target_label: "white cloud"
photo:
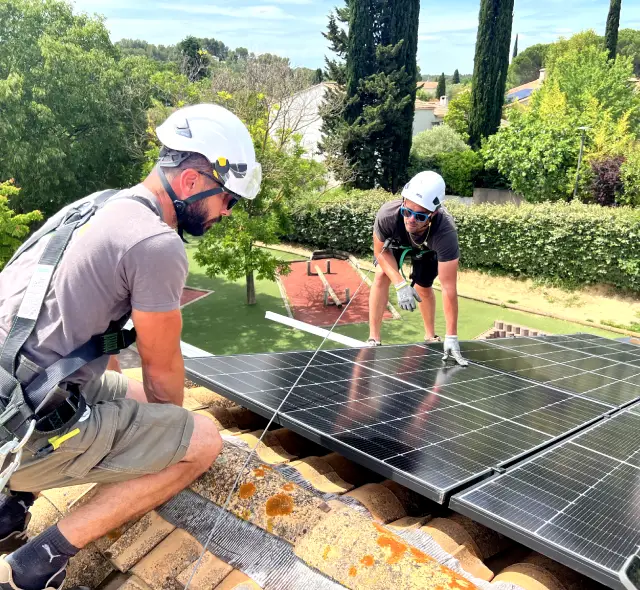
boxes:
[158,3,294,20]
[264,0,312,4]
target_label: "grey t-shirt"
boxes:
[373,199,460,262]
[0,184,188,387]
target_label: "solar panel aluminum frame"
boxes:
[450,410,639,590]
[184,342,615,504]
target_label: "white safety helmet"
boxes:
[401,171,446,212]
[156,103,261,200]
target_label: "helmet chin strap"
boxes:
[158,167,225,223]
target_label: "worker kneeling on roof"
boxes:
[0,104,261,590]
[368,171,468,366]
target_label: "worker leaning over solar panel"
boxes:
[0,104,261,590]
[367,170,469,367]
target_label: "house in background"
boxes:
[417,80,439,94]
[506,68,546,105]
[414,96,449,135]
[272,82,450,162]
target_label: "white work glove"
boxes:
[394,280,422,312]
[442,335,469,366]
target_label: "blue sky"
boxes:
[72,0,640,74]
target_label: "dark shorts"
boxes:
[382,249,439,288]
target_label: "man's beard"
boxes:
[179,201,220,236]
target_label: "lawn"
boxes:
[181,244,617,355]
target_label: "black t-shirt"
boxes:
[373,199,460,262]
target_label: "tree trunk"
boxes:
[246,271,256,305]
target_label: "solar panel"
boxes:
[423,334,640,408]
[451,403,640,589]
[185,337,617,503]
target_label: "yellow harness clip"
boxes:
[48,428,81,450]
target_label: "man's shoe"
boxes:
[0,514,30,553]
[366,338,381,347]
[424,335,441,343]
[0,555,66,590]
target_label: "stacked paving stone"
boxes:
[29,371,607,590]
[476,321,547,340]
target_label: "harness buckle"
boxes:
[0,419,35,492]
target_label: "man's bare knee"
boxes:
[373,267,391,288]
[182,414,223,473]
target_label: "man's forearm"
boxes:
[442,287,459,335]
[142,355,185,406]
[378,250,404,285]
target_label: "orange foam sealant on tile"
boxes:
[253,468,266,477]
[282,483,295,492]
[360,555,375,567]
[323,546,332,560]
[410,546,435,564]
[239,483,256,499]
[348,566,358,577]
[265,494,294,517]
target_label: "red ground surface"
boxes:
[180,287,210,307]
[279,259,392,326]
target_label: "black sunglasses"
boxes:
[198,171,239,210]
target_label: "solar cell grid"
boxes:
[452,404,640,588]
[185,335,617,502]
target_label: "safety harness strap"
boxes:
[0,222,77,376]
[24,324,136,413]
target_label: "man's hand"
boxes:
[394,280,422,312]
[132,308,185,405]
[442,335,469,366]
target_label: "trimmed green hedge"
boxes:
[288,190,640,291]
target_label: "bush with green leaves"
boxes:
[288,189,640,291]
[411,125,469,168]
[436,150,483,197]
[0,180,42,270]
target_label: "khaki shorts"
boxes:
[9,371,195,493]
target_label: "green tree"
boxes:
[436,72,446,98]
[506,43,548,88]
[512,34,518,59]
[444,89,472,141]
[605,0,622,60]
[483,42,639,203]
[452,69,461,84]
[178,36,210,81]
[469,0,515,148]
[0,180,42,269]
[409,124,470,176]
[322,0,420,191]
[618,28,640,76]
[313,68,324,84]
[192,58,327,304]
[0,0,154,216]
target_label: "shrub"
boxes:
[288,189,640,291]
[410,125,469,169]
[437,150,483,197]
[620,146,640,207]
[588,156,625,206]
[0,180,42,270]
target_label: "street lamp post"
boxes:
[573,126,590,200]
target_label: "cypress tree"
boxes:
[383,0,421,192]
[605,0,622,60]
[512,34,518,59]
[469,0,515,149]
[436,72,446,98]
[453,69,461,84]
[320,0,420,191]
